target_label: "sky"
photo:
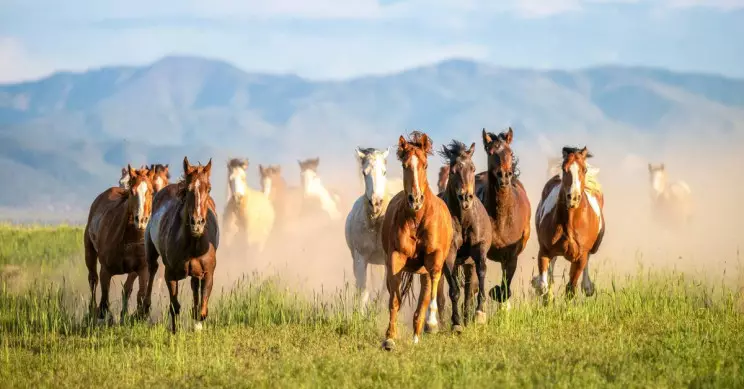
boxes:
[0,0,743,83]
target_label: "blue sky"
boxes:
[0,0,742,83]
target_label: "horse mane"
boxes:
[399,130,434,158]
[437,139,470,166]
[557,147,602,195]
[227,158,246,169]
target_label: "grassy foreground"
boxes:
[1,225,743,388]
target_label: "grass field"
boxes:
[1,224,743,388]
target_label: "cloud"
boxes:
[662,0,744,9]
[0,37,52,83]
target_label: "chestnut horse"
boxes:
[85,165,155,323]
[476,127,531,309]
[533,147,604,299]
[144,157,219,333]
[435,139,492,332]
[381,131,453,350]
[149,164,171,192]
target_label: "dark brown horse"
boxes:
[380,131,453,350]
[85,165,155,323]
[533,147,604,299]
[475,127,531,309]
[435,140,492,332]
[144,157,219,333]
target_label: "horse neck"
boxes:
[485,177,515,220]
[443,182,463,219]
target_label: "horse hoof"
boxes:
[452,325,464,334]
[584,284,596,297]
[424,322,439,334]
[475,310,487,324]
[194,322,204,332]
[382,339,396,351]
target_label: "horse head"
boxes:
[356,147,390,216]
[227,158,249,201]
[397,131,433,212]
[119,167,130,190]
[181,156,213,237]
[438,139,476,210]
[482,127,516,190]
[126,165,155,230]
[561,146,593,209]
[258,164,282,198]
[298,157,321,198]
[149,163,170,192]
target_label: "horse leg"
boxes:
[532,248,551,302]
[490,255,517,310]
[352,251,369,308]
[442,258,462,332]
[194,269,214,331]
[190,277,202,331]
[474,246,488,324]
[120,272,137,324]
[382,251,405,351]
[84,232,98,318]
[566,255,588,300]
[143,232,159,317]
[581,257,596,297]
[436,275,446,329]
[415,273,433,340]
[97,267,113,324]
[424,253,444,336]
[462,263,474,325]
[134,265,150,320]
[165,272,180,334]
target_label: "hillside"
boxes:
[1,55,743,216]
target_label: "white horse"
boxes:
[222,158,275,253]
[345,147,401,307]
[299,158,343,221]
[648,163,693,225]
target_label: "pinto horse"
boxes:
[476,127,531,309]
[436,140,491,332]
[144,157,219,333]
[381,131,453,350]
[85,165,155,323]
[533,147,604,299]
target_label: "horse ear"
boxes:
[580,146,592,158]
[355,147,366,159]
[421,133,432,154]
[258,164,265,174]
[204,158,212,175]
[121,167,127,176]
[183,156,191,174]
[504,127,514,145]
[382,147,390,159]
[562,148,570,160]
[468,142,476,157]
[482,129,492,149]
[127,164,136,178]
[398,135,407,150]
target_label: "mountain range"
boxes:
[1,55,743,220]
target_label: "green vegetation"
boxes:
[1,225,743,388]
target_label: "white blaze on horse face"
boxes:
[229,168,247,198]
[136,181,148,225]
[410,155,421,198]
[194,179,203,217]
[569,162,582,201]
[301,170,317,196]
[365,155,387,203]
[650,170,666,195]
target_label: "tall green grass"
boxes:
[0,225,743,388]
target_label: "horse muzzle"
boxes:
[189,216,207,237]
[457,192,475,210]
[133,215,150,230]
[567,193,582,209]
[369,197,384,216]
[407,193,424,212]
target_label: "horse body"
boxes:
[648,163,692,225]
[144,157,219,333]
[533,147,604,299]
[475,127,531,308]
[85,166,155,323]
[223,158,275,253]
[435,140,492,332]
[345,147,394,307]
[381,131,453,350]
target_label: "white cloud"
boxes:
[0,37,53,83]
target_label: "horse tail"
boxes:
[399,271,416,307]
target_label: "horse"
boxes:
[380,131,453,350]
[435,139,492,332]
[648,163,693,225]
[223,158,275,253]
[475,127,532,310]
[532,147,604,299]
[144,157,219,333]
[298,158,343,221]
[345,147,397,308]
[259,164,304,232]
[547,156,563,179]
[119,167,130,190]
[149,164,171,192]
[85,165,155,323]
[437,165,450,193]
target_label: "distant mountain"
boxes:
[1,55,743,215]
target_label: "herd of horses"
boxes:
[85,127,693,350]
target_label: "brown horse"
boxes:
[437,165,450,193]
[475,127,531,309]
[149,163,171,192]
[381,131,453,350]
[144,157,219,333]
[436,139,492,332]
[259,164,304,231]
[533,147,604,299]
[85,165,155,323]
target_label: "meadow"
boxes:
[1,224,743,389]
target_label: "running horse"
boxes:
[437,165,450,193]
[259,164,304,232]
[476,127,531,310]
[85,165,155,323]
[533,147,604,299]
[380,131,453,350]
[223,158,275,253]
[144,157,219,333]
[299,158,343,221]
[436,139,492,332]
[648,163,692,226]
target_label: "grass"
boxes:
[1,225,743,388]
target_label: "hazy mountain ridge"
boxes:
[0,55,743,214]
